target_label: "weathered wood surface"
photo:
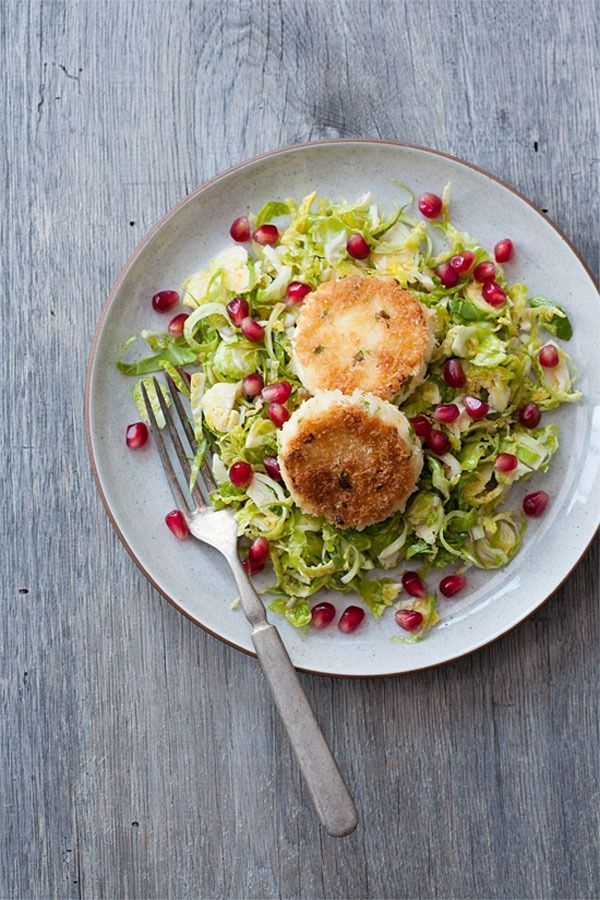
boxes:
[2,1,599,898]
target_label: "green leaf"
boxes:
[116,335,197,375]
[449,296,492,323]
[529,296,573,340]
[269,597,311,628]
[255,200,290,227]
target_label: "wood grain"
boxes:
[1,1,599,898]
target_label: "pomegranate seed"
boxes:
[230,215,251,242]
[286,281,312,304]
[152,290,179,313]
[125,422,148,450]
[410,415,432,439]
[402,571,428,598]
[253,224,279,245]
[449,250,475,274]
[242,372,264,398]
[426,429,451,455]
[262,381,292,404]
[473,261,496,283]
[523,490,549,517]
[242,556,264,576]
[464,395,489,420]
[229,460,253,488]
[434,403,460,423]
[495,452,518,473]
[494,238,514,263]
[226,296,250,327]
[518,402,541,428]
[539,344,559,368]
[165,509,189,541]
[268,402,290,427]
[310,602,336,629]
[240,317,265,342]
[346,233,370,259]
[418,192,443,219]
[443,358,466,388]
[482,281,506,307]
[263,455,283,482]
[395,609,424,632]
[248,536,269,566]
[338,605,365,633]
[440,574,467,598]
[435,262,460,289]
[167,312,189,337]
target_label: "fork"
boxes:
[141,376,358,837]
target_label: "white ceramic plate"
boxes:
[85,140,599,677]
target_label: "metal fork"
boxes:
[141,377,358,837]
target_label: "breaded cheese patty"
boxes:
[278,390,423,529]
[292,274,434,402]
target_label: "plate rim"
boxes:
[84,137,599,678]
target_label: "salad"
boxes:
[118,186,580,640]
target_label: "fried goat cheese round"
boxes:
[292,274,434,402]
[278,390,423,529]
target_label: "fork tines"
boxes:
[140,376,216,513]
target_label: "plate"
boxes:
[85,140,599,677]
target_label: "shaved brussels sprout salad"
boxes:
[118,187,580,640]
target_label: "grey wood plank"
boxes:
[1,0,598,898]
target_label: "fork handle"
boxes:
[250,621,358,837]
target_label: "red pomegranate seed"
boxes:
[241,317,265,342]
[482,281,506,307]
[226,296,250,327]
[494,238,514,263]
[248,536,269,566]
[410,415,432,439]
[518,402,541,428]
[402,571,428,598]
[338,605,365,633]
[435,262,460,288]
[242,556,264,576]
[434,403,460,423]
[539,344,559,368]
[473,261,496,283]
[346,233,370,259]
[229,215,251,242]
[310,602,336,629]
[253,224,279,245]
[262,381,292,404]
[126,422,148,450]
[443,358,466,388]
[426,429,451,455]
[268,402,290,427]
[418,192,443,219]
[167,312,189,337]
[286,281,312,304]
[495,452,518,473]
[242,372,264,398]
[523,490,550,517]
[464,395,489,420]
[229,460,253,488]
[263,455,283,482]
[152,290,179,313]
[440,574,467,598]
[395,609,424,632]
[449,250,475,274]
[165,509,189,541]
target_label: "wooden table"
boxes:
[3,2,598,897]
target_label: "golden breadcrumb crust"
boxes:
[279,405,419,529]
[292,274,432,401]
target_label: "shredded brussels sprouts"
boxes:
[117,187,580,640]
